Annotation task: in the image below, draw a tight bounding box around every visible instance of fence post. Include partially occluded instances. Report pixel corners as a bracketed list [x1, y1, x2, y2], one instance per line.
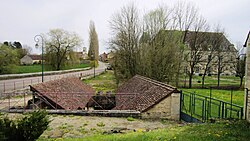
[24, 92, 26, 112]
[14, 82, 16, 91]
[222, 102, 225, 118]
[209, 87, 212, 119]
[202, 100, 205, 122]
[190, 93, 193, 122]
[8, 93, 10, 111]
[218, 101, 221, 118]
[230, 88, 233, 119]
[179, 90, 182, 121]
[245, 88, 248, 120]
[3, 82, 5, 93]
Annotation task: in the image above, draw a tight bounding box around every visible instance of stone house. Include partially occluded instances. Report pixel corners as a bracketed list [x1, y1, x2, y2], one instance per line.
[182, 31, 238, 76]
[20, 54, 42, 65]
[99, 52, 108, 62]
[113, 75, 180, 120]
[244, 31, 250, 122]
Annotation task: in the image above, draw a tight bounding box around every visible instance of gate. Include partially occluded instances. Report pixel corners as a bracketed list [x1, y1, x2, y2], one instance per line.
[180, 90, 244, 122]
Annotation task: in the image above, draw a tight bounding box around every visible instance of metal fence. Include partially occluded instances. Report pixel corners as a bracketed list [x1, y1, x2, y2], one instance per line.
[0, 69, 105, 93]
[180, 90, 244, 122]
[0, 91, 139, 112]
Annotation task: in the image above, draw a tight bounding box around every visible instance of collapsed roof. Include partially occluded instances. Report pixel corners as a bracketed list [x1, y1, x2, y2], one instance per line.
[30, 77, 95, 110]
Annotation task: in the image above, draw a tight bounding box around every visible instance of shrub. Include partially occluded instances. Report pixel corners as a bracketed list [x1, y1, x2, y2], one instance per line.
[0, 116, 17, 140]
[0, 110, 50, 141]
[127, 117, 135, 121]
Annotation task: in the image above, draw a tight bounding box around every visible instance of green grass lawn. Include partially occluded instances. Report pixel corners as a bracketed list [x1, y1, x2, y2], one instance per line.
[181, 88, 244, 106]
[39, 120, 250, 141]
[178, 75, 242, 88]
[13, 63, 90, 74]
[83, 71, 117, 92]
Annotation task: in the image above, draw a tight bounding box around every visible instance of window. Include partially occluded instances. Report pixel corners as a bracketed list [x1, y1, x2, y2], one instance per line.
[195, 67, 200, 73]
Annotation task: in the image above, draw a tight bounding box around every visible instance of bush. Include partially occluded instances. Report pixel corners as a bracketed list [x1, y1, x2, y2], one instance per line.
[127, 117, 135, 121]
[0, 110, 50, 141]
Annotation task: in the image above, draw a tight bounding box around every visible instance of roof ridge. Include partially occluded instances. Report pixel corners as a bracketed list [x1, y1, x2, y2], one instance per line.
[134, 75, 177, 91]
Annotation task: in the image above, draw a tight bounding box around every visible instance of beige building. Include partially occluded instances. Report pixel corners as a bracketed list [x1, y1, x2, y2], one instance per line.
[244, 31, 250, 121]
[183, 31, 237, 76]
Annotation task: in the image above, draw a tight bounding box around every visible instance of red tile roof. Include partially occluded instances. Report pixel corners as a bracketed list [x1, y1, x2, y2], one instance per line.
[113, 75, 179, 112]
[30, 77, 95, 110]
[28, 55, 42, 60]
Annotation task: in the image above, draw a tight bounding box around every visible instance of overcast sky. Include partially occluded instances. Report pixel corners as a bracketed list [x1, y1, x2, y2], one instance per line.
[0, 0, 249, 54]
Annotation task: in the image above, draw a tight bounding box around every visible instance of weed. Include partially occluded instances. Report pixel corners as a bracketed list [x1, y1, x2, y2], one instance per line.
[97, 122, 105, 127]
[59, 123, 68, 129]
[127, 117, 135, 121]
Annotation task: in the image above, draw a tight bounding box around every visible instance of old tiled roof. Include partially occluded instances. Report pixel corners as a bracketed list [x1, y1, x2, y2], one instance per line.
[29, 55, 42, 60]
[30, 77, 95, 110]
[113, 75, 179, 112]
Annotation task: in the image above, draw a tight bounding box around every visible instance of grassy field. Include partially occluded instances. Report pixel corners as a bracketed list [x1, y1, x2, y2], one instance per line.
[39, 120, 250, 141]
[83, 71, 117, 92]
[14, 63, 90, 74]
[181, 88, 244, 106]
[178, 75, 242, 88]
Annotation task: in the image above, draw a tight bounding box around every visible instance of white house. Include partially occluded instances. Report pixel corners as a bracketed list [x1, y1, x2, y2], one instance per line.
[20, 55, 42, 65]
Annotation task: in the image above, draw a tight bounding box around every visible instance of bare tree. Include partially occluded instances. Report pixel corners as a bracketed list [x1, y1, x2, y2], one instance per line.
[213, 28, 234, 87]
[172, 1, 200, 87]
[44, 29, 82, 70]
[140, 6, 182, 82]
[200, 26, 225, 88]
[173, 1, 198, 42]
[234, 42, 245, 88]
[109, 3, 141, 78]
[185, 15, 209, 88]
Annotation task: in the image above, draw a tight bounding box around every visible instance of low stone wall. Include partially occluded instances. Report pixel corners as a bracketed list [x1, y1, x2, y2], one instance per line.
[0, 67, 91, 80]
[4, 109, 141, 118]
[141, 92, 180, 120]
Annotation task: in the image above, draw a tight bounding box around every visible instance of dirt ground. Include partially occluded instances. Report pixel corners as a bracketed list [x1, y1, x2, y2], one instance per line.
[37, 115, 177, 139]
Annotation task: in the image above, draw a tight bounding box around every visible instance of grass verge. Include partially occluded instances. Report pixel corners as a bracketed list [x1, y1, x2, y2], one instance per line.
[83, 71, 117, 92]
[39, 120, 250, 141]
[13, 63, 89, 74]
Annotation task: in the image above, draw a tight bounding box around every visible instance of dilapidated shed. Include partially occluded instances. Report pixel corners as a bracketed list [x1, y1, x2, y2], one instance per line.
[30, 77, 95, 110]
[113, 75, 180, 120]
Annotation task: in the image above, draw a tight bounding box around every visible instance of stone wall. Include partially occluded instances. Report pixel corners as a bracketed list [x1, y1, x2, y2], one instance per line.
[245, 33, 250, 122]
[141, 93, 180, 120]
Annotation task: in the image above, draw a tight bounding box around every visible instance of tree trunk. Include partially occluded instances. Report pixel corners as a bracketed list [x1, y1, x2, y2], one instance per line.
[188, 73, 193, 88]
[217, 72, 220, 87]
[240, 76, 243, 88]
[201, 74, 205, 88]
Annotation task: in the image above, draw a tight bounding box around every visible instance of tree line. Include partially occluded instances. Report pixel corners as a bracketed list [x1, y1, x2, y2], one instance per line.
[0, 21, 99, 74]
[0, 42, 31, 74]
[109, 1, 242, 88]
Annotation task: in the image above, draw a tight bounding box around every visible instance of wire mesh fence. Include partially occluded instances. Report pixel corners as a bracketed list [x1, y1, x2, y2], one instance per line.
[0, 91, 140, 113]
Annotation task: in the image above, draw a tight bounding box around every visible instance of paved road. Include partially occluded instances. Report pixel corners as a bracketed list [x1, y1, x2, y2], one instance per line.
[0, 62, 107, 93]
